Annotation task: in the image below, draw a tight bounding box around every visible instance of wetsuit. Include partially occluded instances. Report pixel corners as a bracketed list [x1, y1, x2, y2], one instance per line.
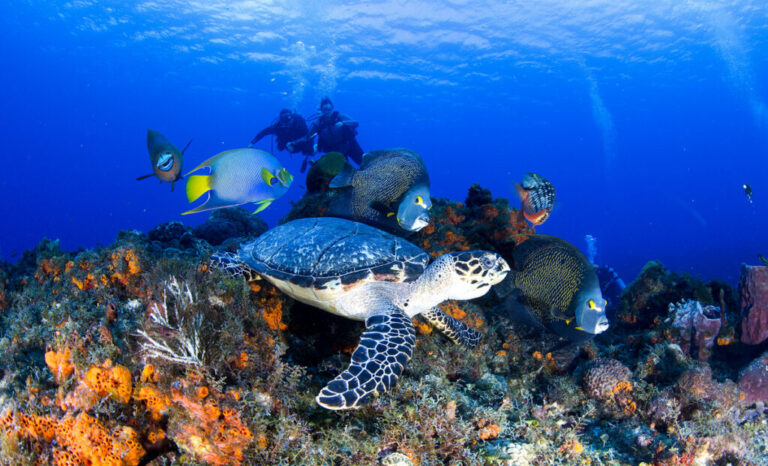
[303, 111, 363, 165]
[251, 113, 314, 155]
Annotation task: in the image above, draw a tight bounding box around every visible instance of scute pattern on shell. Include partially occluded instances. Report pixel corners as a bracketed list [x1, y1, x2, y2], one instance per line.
[238, 217, 429, 283]
[581, 358, 632, 400]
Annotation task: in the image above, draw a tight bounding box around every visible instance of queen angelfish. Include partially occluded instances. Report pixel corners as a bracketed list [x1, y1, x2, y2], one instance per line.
[183, 148, 293, 215]
[328, 148, 431, 232]
[137, 129, 191, 191]
[495, 234, 609, 344]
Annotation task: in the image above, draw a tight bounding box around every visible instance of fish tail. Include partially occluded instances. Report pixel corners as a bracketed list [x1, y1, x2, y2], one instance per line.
[186, 174, 212, 202]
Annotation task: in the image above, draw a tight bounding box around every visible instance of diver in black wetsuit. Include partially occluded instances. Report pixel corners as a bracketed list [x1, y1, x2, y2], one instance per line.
[250, 109, 314, 155]
[288, 97, 363, 166]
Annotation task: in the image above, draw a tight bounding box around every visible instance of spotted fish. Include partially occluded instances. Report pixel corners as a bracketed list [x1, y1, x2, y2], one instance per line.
[495, 234, 609, 343]
[328, 148, 431, 232]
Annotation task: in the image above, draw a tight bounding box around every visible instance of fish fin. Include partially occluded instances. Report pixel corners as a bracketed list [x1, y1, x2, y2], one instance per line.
[252, 199, 274, 214]
[180, 138, 193, 155]
[136, 173, 155, 181]
[170, 181, 175, 192]
[549, 306, 571, 322]
[329, 163, 356, 189]
[369, 201, 393, 215]
[516, 208, 526, 225]
[497, 292, 547, 332]
[515, 182, 527, 201]
[186, 174, 212, 203]
[261, 167, 277, 187]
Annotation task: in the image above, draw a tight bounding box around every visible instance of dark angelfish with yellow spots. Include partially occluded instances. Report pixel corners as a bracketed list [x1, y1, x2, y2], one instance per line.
[495, 234, 609, 344]
[137, 129, 191, 191]
[515, 173, 556, 226]
[328, 148, 432, 233]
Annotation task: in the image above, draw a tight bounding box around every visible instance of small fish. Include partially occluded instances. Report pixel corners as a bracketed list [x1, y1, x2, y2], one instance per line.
[137, 129, 191, 191]
[759, 254, 768, 266]
[183, 148, 293, 215]
[328, 148, 431, 232]
[495, 234, 609, 344]
[744, 183, 753, 204]
[515, 173, 555, 226]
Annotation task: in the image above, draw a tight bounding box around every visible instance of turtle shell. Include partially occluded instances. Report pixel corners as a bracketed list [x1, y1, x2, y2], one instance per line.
[238, 217, 430, 308]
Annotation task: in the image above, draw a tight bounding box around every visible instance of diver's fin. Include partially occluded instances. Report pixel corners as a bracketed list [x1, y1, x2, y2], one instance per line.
[136, 173, 155, 181]
[369, 201, 394, 216]
[329, 163, 357, 189]
[180, 139, 193, 155]
[260, 168, 277, 187]
[186, 174, 212, 203]
[252, 199, 274, 214]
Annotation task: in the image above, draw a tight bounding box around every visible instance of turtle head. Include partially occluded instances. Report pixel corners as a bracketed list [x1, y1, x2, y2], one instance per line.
[431, 250, 510, 300]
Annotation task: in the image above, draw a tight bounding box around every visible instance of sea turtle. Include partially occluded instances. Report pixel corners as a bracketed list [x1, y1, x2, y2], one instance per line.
[212, 217, 509, 410]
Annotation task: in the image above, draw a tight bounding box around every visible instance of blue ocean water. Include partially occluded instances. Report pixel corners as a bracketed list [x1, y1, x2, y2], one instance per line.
[1, 0, 766, 285]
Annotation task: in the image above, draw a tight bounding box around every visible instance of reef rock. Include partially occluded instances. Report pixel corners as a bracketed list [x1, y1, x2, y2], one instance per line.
[738, 349, 768, 404]
[667, 299, 721, 362]
[193, 207, 268, 246]
[739, 264, 768, 345]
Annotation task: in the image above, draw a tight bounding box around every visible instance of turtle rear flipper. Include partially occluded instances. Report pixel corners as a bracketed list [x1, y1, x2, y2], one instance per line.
[209, 251, 260, 282]
[316, 308, 415, 410]
[422, 307, 481, 349]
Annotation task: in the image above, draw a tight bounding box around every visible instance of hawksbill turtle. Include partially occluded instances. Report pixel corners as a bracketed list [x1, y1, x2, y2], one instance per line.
[213, 217, 510, 410]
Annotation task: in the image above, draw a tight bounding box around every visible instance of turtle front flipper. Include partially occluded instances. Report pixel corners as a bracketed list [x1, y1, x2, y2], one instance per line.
[316, 309, 415, 410]
[209, 251, 260, 282]
[422, 307, 481, 349]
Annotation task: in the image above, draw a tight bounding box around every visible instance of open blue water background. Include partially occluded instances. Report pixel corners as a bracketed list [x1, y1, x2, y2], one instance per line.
[1, 1, 766, 284]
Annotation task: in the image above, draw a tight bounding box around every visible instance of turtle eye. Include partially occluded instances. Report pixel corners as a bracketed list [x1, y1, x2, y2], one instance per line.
[481, 255, 495, 269]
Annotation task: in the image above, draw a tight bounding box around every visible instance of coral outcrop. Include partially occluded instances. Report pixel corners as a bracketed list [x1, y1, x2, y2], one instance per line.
[739, 264, 768, 345]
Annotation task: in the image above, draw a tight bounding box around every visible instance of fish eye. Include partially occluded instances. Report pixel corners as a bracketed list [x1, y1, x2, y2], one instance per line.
[157, 152, 174, 171]
[587, 299, 595, 310]
[415, 196, 422, 205]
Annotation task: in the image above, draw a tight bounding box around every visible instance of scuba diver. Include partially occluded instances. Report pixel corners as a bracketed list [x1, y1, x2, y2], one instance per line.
[250, 109, 314, 155]
[288, 97, 363, 167]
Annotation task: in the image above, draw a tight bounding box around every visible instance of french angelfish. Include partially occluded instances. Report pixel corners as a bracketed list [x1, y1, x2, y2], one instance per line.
[183, 148, 293, 215]
[515, 173, 555, 226]
[328, 148, 431, 232]
[495, 234, 609, 344]
[137, 129, 191, 191]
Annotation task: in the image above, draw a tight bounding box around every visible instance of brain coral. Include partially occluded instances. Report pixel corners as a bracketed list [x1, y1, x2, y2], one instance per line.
[581, 358, 632, 400]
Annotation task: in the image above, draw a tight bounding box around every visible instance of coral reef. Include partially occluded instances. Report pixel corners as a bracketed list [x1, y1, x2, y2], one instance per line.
[666, 299, 722, 362]
[1, 185, 767, 465]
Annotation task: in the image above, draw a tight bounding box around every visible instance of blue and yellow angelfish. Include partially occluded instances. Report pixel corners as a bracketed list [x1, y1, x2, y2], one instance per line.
[184, 148, 293, 215]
